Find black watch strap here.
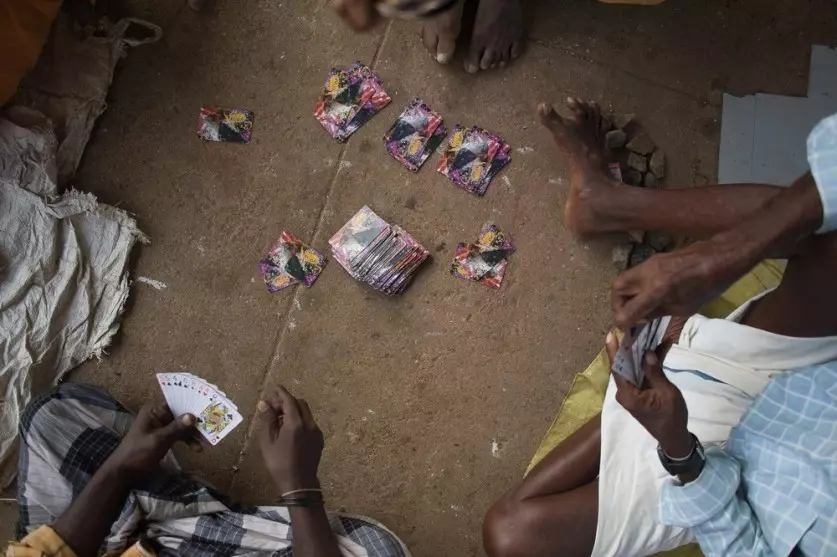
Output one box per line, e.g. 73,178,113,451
657,433,705,476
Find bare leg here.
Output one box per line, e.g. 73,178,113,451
483,415,601,557
536,100,784,239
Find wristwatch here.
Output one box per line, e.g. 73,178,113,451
657,433,706,476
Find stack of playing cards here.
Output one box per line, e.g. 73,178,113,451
383,98,447,172
314,62,392,142
437,125,511,195
611,316,672,386
197,107,254,143
259,231,327,292
156,373,243,445
329,206,429,295
451,223,515,289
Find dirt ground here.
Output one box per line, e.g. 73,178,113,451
3,0,836,554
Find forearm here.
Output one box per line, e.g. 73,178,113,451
52,460,132,557
708,172,822,273
288,505,343,557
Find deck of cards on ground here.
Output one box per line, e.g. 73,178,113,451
451,223,515,289
314,62,391,142
197,107,254,143
259,231,327,292
157,373,243,445
384,98,447,171
330,206,429,295
437,125,511,195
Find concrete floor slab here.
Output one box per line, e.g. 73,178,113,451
9,0,831,555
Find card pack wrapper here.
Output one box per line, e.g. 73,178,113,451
437,125,511,195
451,223,515,289
259,231,327,292
314,62,392,142
198,107,254,143
383,98,447,171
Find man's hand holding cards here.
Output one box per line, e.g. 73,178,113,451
610,316,671,386
157,373,243,445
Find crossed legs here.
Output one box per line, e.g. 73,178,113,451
482,99,837,557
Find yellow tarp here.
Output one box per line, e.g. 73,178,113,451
0,0,64,105
526,260,785,557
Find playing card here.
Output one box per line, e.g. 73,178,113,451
197,107,254,143
314,62,391,142
259,231,327,292
156,372,243,446
612,316,672,386
329,206,390,267
437,125,511,195
384,98,447,171
450,223,515,288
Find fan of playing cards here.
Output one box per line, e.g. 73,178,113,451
157,373,243,445
611,316,671,387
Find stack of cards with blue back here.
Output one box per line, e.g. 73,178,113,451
156,372,243,445
329,206,429,295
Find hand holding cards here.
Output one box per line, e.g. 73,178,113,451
157,373,243,445
610,316,671,386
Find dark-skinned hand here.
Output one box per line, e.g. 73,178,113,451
611,239,741,329
258,386,325,493
605,332,692,458
104,403,197,480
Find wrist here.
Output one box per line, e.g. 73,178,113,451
275,475,321,494
659,431,693,459
97,458,135,489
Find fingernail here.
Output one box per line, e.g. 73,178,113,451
465,63,479,74
645,351,658,365
436,52,451,64
606,331,615,345
257,400,269,412
182,414,195,426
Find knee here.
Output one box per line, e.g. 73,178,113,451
482,496,529,557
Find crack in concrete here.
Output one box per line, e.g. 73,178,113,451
226,20,395,492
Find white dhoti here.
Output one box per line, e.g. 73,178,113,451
592,293,837,557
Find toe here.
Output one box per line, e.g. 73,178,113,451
567,97,584,117
421,26,439,57
511,41,523,59
480,47,497,70
435,33,457,64
465,48,484,73
537,102,565,130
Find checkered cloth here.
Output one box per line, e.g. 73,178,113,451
659,364,837,556
16,383,410,557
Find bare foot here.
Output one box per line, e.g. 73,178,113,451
464,0,523,73
537,99,622,235
422,0,465,64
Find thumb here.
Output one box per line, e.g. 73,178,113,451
256,400,279,447
158,413,196,445
641,351,669,387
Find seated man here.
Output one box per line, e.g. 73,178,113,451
8,383,410,557
482,100,837,556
